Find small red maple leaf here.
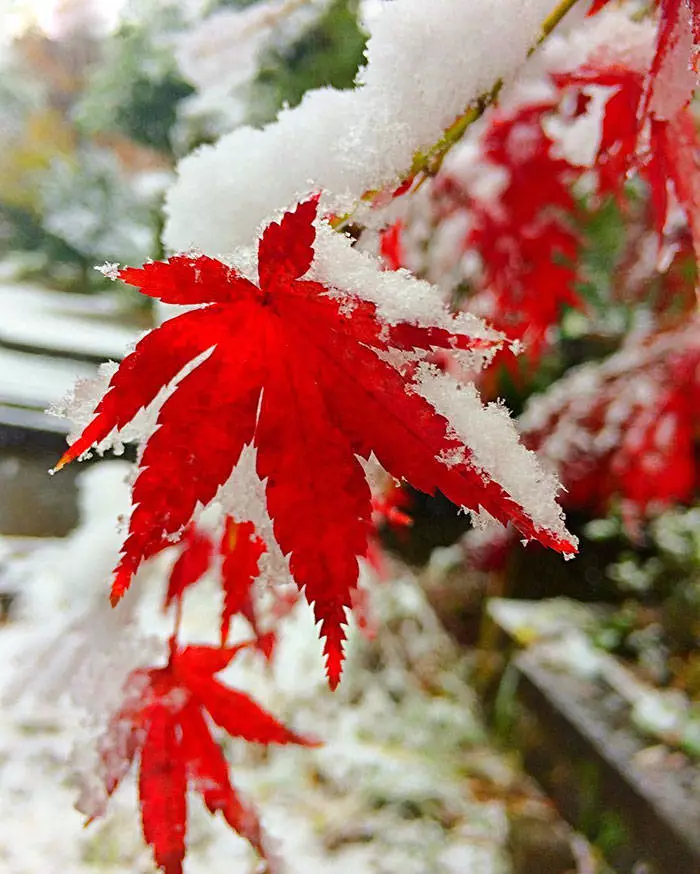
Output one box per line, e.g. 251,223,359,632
161,516,272,656
88,642,316,874
220,517,267,648
56,196,575,686
163,524,214,613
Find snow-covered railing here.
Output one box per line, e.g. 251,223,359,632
0,283,140,447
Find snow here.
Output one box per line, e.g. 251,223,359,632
0,346,96,412
164,0,566,254
415,367,574,545
176,0,329,133
310,223,502,349
0,464,522,874
0,283,138,361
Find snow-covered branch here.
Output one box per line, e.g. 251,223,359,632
164,0,580,254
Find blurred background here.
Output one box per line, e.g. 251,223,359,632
0,2,699,873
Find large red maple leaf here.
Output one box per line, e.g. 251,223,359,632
88,642,315,874
56,197,575,686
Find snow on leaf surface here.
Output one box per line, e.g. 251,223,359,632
57,198,576,686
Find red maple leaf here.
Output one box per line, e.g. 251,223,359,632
588,0,613,13
220,517,267,649
379,221,406,271
89,642,316,874
556,54,700,250
56,196,575,686
161,516,273,657
462,103,581,366
163,524,214,613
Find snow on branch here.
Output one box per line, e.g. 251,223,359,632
164,0,574,255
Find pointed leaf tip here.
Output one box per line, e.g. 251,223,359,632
258,194,321,288
110,568,132,607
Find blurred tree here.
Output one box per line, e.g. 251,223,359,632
248,0,366,125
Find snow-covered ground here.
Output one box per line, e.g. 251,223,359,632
0,463,526,874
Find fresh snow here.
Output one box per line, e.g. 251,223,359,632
164,0,568,254
415,368,574,545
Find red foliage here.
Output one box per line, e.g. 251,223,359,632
521,321,700,533
379,220,406,270
555,28,700,251
161,516,273,657
220,517,267,648
163,525,213,613
57,196,575,686
462,102,582,365
90,643,316,873
588,0,614,13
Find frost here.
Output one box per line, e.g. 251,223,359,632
95,261,121,280
164,0,565,254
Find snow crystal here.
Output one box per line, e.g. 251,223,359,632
164,0,565,254
49,361,118,451
94,261,120,280
310,223,501,348
415,366,574,543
